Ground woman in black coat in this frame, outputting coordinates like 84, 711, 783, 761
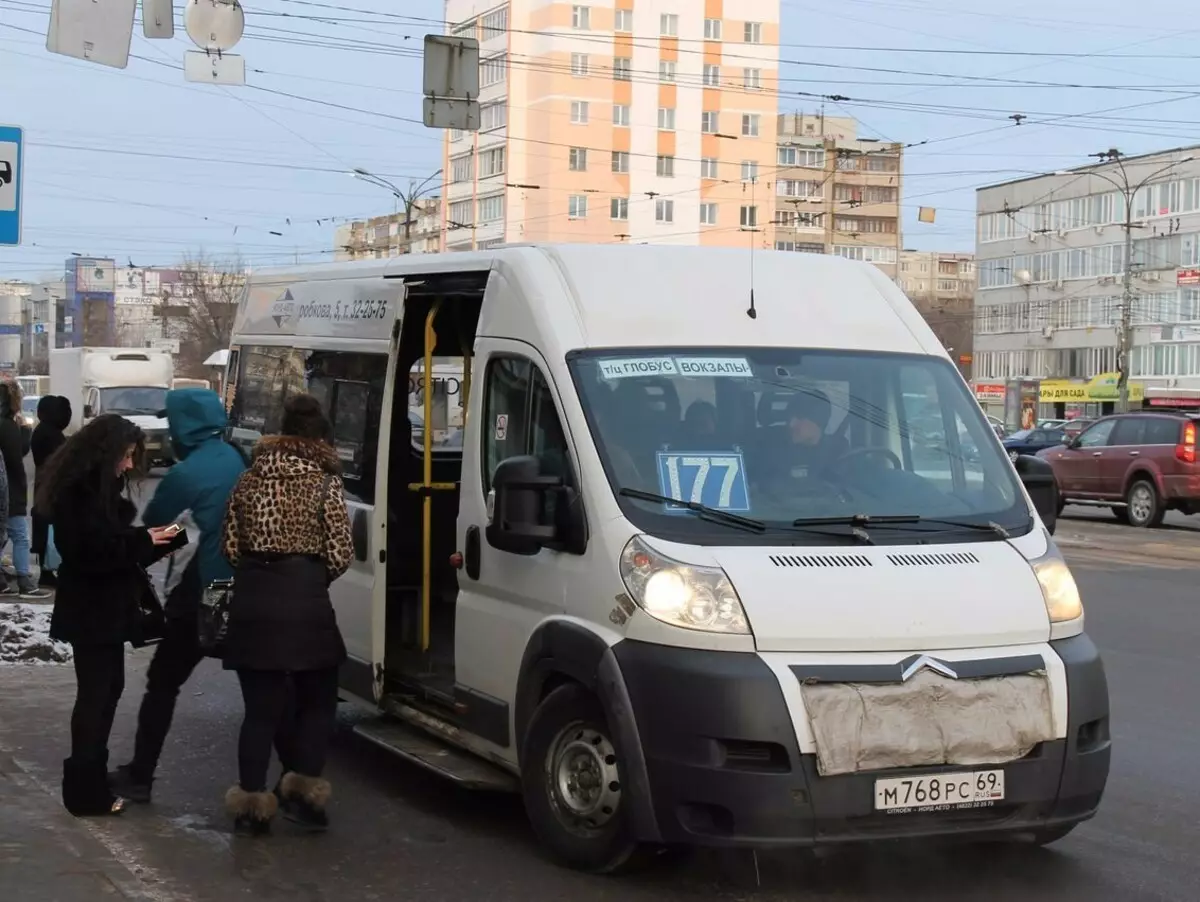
41, 415, 181, 816
30, 394, 72, 586
220, 395, 353, 835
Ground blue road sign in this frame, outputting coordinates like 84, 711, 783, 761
0, 125, 23, 246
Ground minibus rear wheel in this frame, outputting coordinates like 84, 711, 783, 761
521, 682, 652, 873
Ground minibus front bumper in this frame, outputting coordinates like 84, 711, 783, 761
606, 634, 1110, 847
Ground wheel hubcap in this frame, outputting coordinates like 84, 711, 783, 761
1009, 451, 1019, 462
1130, 486, 1153, 522
546, 724, 621, 834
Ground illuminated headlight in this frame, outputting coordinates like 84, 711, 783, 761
1031, 551, 1083, 626
619, 536, 750, 635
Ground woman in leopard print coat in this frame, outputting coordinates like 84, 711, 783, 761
219, 394, 353, 835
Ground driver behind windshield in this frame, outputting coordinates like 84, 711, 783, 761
775, 388, 847, 479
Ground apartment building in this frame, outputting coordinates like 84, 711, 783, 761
442, 1, 782, 251
975, 146, 1200, 412
334, 199, 443, 261
898, 250, 975, 373
773, 112, 904, 278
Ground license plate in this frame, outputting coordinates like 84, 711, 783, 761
874, 770, 1005, 812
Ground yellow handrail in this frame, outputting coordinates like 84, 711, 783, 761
419, 300, 440, 652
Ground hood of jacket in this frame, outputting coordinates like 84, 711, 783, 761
251, 434, 341, 480
35, 395, 72, 431
166, 388, 228, 460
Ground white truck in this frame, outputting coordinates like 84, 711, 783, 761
49, 347, 175, 465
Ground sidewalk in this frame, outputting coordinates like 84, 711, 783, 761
0, 752, 152, 901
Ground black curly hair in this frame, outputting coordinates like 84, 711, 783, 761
281, 393, 332, 442
35, 414, 147, 519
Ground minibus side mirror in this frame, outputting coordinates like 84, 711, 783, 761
1014, 453, 1059, 535
486, 455, 582, 555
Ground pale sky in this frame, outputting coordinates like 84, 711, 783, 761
0, 0, 1194, 279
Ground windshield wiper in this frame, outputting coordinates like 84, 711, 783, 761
794, 513, 1012, 539
619, 488, 873, 544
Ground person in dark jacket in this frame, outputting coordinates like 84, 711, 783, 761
221, 395, 353, 835
108, 389, 248, 803
30, 394, 72, 588
0, 380, 44, 598
41, 415, 181, 817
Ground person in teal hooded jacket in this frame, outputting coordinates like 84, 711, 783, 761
110, 388, 248, 802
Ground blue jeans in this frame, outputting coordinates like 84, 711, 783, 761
8, 516, 32, 588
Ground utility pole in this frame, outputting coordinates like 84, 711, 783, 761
351, 168, 443, 252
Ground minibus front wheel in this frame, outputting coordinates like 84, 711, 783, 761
521, 682, 656, 874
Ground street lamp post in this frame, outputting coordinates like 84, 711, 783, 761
1076, 151, 1195, 412
350, 168, 443, 252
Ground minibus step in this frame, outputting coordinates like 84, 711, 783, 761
352, 718, 518, 792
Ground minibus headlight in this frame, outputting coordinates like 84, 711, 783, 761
619, 536, 750, 635
1031, 553, 1083, 625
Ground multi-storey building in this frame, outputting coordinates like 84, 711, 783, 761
773, 112, 904, 278
975, 147, 1200, 415
898, 250, 975, 374
442, 1, 781, 250
334, 199, 443, 261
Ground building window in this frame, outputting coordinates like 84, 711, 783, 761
477, 194, 504, 223
656, 199, 675, 223
569, 147, 588, 171
571, 53, 588, 76
659, 60, 676, 83
740, 206, 758, 228
656, 155, 675, 177
451, 154, 474, 183
701, 111, 718, 134
704, 18, 722, 40
937, 279, 957, 291
568, 195, 588, 219
478, 146, 505, 178
449, 200, 472, 226
701, 157, 719, 179
741, 160, 758, 182
703, 64, 720, 86
700, 203, 718, 225
612, 103, 631, 126
611, 197, 629, 220
743, 67, 762, 89
741, 114, 760, 137
778, 146, 823, 167
452, 19, 476, 38
571, 101, 589, 123
615, 9, 632, 32
611, 151, 630, 173
613, 57, 632, 81
480, 7, 507, 40
660, 13, 678, 36
571, 5, 590, 29
480, 54, 508, 87
832, 245, 898, 264
657, 107, 676, 130
744, 21, 762, 43
480, 101, 507, 131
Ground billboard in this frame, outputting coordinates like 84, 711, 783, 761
65, 256, 116, 347
76, 258, 116, 292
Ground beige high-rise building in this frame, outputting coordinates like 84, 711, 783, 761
899, 249, 976, 372
334, 199, 444, 261
442, 1, 782, 251
773, 112, 903, 277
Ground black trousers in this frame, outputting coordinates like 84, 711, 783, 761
236, 667, 338, 793
70, 643, 126, 765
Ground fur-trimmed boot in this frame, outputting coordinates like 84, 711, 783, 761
225, 785, 278, 836
278, 772, 331, 832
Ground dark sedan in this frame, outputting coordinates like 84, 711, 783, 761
1002, 426, 1066, 461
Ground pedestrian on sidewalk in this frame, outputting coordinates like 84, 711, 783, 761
40, 415, 181, 817
30, 394, 72, 589
0, 380, 48, 600
108, 389, 247, 804
221, 395, 353, 835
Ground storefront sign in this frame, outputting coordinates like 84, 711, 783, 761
1177, 268, 1200, 286
973, 382, 1005, 402
1148, 397, 1200, 408
1039, 373, 1144, 403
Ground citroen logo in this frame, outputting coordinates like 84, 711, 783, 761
900, 654, 958, 682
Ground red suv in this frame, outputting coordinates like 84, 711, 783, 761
1038, 411, 1200, 527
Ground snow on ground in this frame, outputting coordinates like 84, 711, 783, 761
0, 604, 71, 665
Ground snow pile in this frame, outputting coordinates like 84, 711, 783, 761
0, 604, 72, 665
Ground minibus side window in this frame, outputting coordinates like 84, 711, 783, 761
482, 354, 574, 491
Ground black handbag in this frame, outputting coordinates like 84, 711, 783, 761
131, 566, 167, 649
198, 495, 245, 658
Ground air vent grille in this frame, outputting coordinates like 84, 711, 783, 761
769, 554, 873, 569
886, 551, 980, 567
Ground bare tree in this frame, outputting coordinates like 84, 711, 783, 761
161, 255, 243, 379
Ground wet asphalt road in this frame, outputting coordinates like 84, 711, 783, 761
0, 497, 1197, 900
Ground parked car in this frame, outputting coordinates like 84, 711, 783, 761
985, 414, 1007, 439
1037, 411, 1200, 527
1062, 418, 1094, 440
1038, 418, 1068, 430
1003, 426, 1066, 461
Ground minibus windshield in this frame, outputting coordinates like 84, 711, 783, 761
568, 347, 1030, 545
